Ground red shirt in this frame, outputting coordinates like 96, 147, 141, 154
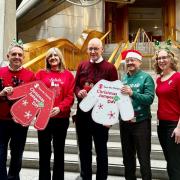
0, 66, 35, 120
156, 72, 180, 121
36, 69, 75, 118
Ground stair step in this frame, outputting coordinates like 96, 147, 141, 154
25, 137, 164, 160
19, 168, 144, 180
7, 151, 167, 179
27, 126, 160, 144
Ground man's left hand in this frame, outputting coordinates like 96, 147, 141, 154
171, 127, 180, 144
50, 107, 60, 117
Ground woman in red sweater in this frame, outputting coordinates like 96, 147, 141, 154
36, 47, 75, 180
154, 48, 180, 179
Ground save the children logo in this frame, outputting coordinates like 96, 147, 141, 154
8, 81, 55, 130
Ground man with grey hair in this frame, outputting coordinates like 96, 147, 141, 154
0, 42, 35, 180
74, 38, 118, 180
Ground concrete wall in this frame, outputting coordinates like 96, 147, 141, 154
18, 1, 104, 43
0, 0, 16, 66
176, 0, 180, 41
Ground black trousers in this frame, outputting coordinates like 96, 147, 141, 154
38, 118, 69, 180
75, 109, 109, 180
0, 120, 28, 180
158, 120, 180, 180
120, 119, 152, 180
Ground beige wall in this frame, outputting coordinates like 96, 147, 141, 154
176, 0, 180, 41
0, 0, 16, 66
19, 1, 104, 43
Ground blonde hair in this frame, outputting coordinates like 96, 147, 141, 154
153, 49, 178, 74
45, 47, 66, 70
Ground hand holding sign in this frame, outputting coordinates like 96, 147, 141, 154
8, 81, 55, 130
79, 80, 134, 125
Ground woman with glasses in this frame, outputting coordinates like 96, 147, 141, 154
154, 48, 180, 180
36, 47, 75, 180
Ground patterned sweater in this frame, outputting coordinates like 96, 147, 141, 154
122, 70, 155, 122
0, 66, 35, 120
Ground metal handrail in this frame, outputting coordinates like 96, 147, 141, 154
131, 28, 141, 50
100, 30, 111, 42
108, 41, 122, 63
23, 29, 110, 71
114, 41, 129, 70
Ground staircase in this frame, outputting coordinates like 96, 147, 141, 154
7, 70, 168, 179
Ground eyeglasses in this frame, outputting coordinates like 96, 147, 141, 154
88, 47, 100, 51
156, 56, 168, 61
125, 58, 138, 63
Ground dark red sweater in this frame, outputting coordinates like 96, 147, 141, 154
36, 69, 75, 118
0, 66, 35, 120
74, 59, 118, 102
156, 72, 180, 121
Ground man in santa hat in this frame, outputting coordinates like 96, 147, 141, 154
120, 49, 155, 180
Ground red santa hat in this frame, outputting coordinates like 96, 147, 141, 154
121, 50, 128, 60
123, 49, 142, 61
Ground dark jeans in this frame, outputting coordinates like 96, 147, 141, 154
38, 118, 69, 180
120, 119, 152, 180
158, 120, 180, 180
75, 109, 109, 180
0, 120, 28, 180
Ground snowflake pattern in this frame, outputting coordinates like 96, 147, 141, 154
137, 106, 141, 110
108, 111, 115, 119
22, 100, 28, 106
24, 111, 32, 119
98, 103, 104, 109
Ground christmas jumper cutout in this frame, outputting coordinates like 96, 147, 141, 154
8, 81, 55, 130
79, 80, 134, 125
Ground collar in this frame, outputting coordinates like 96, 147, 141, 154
90, 56, 103, 64
8, 65, 23, 72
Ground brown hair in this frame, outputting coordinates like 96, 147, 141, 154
153, 49, 178, 74
45, 47, 66, 70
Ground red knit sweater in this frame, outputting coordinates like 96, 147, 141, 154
0, 66, 35, 120
74, 59, 118, 102
156, 72, 180, 121
36, 69, 75, 118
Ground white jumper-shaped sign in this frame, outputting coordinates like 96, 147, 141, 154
79, 80, 134, 125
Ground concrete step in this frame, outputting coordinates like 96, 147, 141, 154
69, 118, 158, 131
24, 138, 164, 160
8, 151, 168, 179
27, 125, 160, 144
19, 168, 145, 180
27, 116, 158, 136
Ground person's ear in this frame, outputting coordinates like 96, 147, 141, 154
139, 60, 142, 65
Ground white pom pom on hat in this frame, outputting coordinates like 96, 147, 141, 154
124, 50, 143, 61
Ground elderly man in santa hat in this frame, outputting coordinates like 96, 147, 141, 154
120, 49, 155, 180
